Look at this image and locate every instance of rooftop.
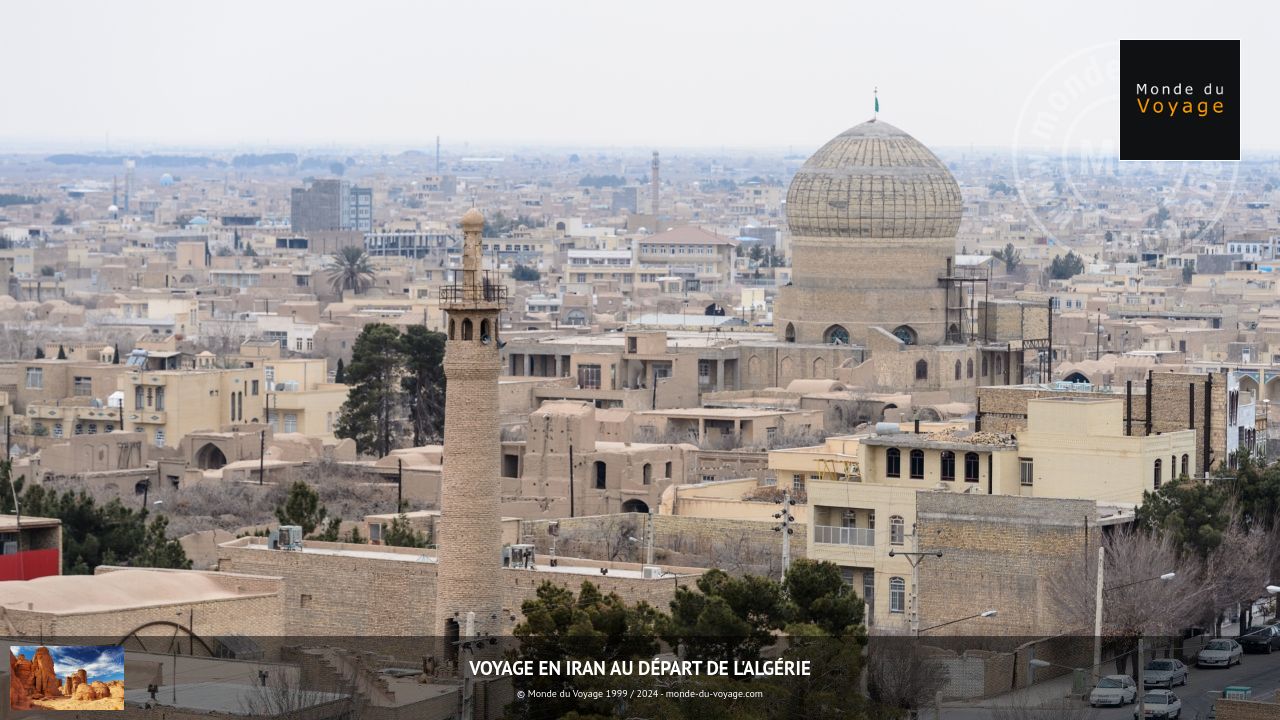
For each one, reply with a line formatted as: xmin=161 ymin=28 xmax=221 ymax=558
xmin=0 ymin=569 xmax=273 ymax=614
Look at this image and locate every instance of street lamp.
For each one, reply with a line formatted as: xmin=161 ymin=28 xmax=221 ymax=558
xmin=916 ymin=609 xmax=997 ymax=637
xmin=1267 ymin=585 xmax=1280 ymax=594
xmin=1092 ymin=554 xmax=1177 ymax=685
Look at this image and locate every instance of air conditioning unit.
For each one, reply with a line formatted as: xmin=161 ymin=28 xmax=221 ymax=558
xmin=278 ymin=525 xmax=303 ymax=550
xmin=642 ymin=565 xmax=663 ymax=580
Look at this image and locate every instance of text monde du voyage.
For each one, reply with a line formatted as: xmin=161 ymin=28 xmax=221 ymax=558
xmin=1135 ymin=83 xmax=1228 ymax=118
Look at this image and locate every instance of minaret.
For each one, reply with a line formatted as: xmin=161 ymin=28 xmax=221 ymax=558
xmin=435 ymin=208 xmax=506 ymax=654
xmin=650 ymin=151 xmax=660 ymax=218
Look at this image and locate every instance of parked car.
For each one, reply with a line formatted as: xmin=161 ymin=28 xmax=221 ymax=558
xmin=1135 ymin=690 xmax=1182 ymax=719
xmin=1090 ymin=674 xmax=1138 ymax=707
xmin=1143 ymin=659 xmax=1188 ymax=688
xmin=1237 ymin=624 xmax=1280 ymax=654
xmin=1197 ymin=638 xmax=1243 ymax=668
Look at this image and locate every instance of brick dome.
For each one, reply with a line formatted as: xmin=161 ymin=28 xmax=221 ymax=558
xmin=786 ymin=120 xmax=962 ymax=239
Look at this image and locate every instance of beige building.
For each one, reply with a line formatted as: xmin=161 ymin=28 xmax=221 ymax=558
xmin=122 ymin=365 xmax=265 ymax=449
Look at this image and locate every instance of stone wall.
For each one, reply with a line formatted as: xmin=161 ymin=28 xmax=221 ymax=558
xmin=519 ymin=512 xmax=802 ymax=578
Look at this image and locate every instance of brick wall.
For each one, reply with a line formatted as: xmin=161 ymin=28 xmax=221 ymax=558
xmin=1217 ymin=697 xmax=1280 ymax=720
xmin=916 ymin=493 xmax=1097 ymax=637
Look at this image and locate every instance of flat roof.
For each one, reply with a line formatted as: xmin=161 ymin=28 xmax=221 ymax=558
xmin=0 ymin=514 xmax=61 ymax=531
xmin=0 ymin=569 xmax=272 ymax=615
xmin=235 ymin=541 xmax=438 ymax=563
xmin=638 ymin=407 xmax=803 ymax=419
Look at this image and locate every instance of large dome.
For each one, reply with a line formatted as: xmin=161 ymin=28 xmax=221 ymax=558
xmin=786 ymin=120 xmax=962 ymax=239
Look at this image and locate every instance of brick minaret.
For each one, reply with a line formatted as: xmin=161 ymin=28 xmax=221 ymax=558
xmin=436 ymin=208 xmax=505 ymax=649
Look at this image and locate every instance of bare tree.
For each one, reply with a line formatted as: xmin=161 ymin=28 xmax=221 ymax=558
xmin=864 ymin=638 xmax=950 ymax=717
xmin=1048 ymin=527 xmax=1207 ymax=676
xmin=1203 ymin=516 xmax=1275 ymax=635
xmin=238 ymin=666 xmax=365 ymax=719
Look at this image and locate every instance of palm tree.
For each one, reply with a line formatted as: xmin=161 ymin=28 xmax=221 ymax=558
xmin=327 ymin=246 xmax=375 ymax=295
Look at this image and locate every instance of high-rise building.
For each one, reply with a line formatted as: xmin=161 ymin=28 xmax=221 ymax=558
xmin=290 ymin=179 xmax=373 ymax=232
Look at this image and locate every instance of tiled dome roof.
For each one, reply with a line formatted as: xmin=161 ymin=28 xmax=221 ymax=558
xmin=786 ymin=120 xmax=962 ymax=239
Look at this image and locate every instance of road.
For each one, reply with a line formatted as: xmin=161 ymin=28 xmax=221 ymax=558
xmin=939 ymin=650 xmax=1280 ymax=719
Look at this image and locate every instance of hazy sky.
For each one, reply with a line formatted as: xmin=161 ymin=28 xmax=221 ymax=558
xmin=4 ymin=0 xmax=1275 ymax=152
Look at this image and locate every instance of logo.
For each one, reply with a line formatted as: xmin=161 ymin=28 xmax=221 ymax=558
xmin=1120 ymin=40 xmax=1240 ymax=160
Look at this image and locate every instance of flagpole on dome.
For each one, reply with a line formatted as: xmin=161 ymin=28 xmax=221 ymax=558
xmin=874 ymin=87 xmax=879 ymax=122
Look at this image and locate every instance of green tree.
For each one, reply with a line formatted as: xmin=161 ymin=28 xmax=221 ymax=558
xmin=382 ymin=514 xmax=428 ymax=547
xmin=56 ymin=345 xmax=66 ymax=359
xmin=510 ymin=581 xmax=663 ymax=720
xmin=783 ymin=559 xmax=864 ymax=636
xmin=2 ymin=463 xmax=190 ymax=574
xmin=112 ymin=343 xmax=121 ymax=364
xmin=274 ymin=480 xmax=328 ymax=536
xmin=1219 ymin=452 xmax=1280 ymax=532
xmin=991 ymin=243 xmax=1022 ymax=273
xmin=243 ymin=242 xmax=257 ymax=257
xmin=511 ymin=264 xmax=540 ymax=282
xmin=39 ymin=266 xmax=55 ymax=277
xmin=662 ymin=568 xmax=789 ymax=662
xmin=52 ymin=209 xmax=72 ymax=225
xmin=1049 ymin=251 xmax=1086 ymax=280
xmin=326 ymin=246 xmax=375 ymax=295
xmin=399 ymin=326 xmax=446 ymax=446
xmin=1135 ymin=477 xmax=1229 ymax=558
xmin=334 ymin=357 xmax=346 ymax=384
xmin=335 ymin=323 xmax=404 ymax=456
xmin=34 ymin=347 xmax=45 ymax=359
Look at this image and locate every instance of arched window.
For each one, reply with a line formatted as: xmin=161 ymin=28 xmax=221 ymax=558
xmin=1154 ymin=459 xmax=1162 ymax=490
xmin=594 ymin=461 xmax=607 ymax=489
xmin=954 ymin=360 xmax=962 ymax=381
xmin=940 ymin=451 xmax=956 ymax=481
xmin=784 ymin=323 xmax=796 ymax=343
xmin=479 ymin=319 xmax=490 ymax=343
xmin=946 ymin=323 xmax=961 ymax=343
xmin=995 ymin=354 xmax=1004 ymax=375
xmin=964 ymin=452 xmax=980 ymax=482
xmin=886 ymin=448 xmax=901 ymax=478
xmin=909 ymin=449 xmax=925 ymax=479
xmin=461 ymin=318 xmax=473 ymax=340
xmin=642 ymin=463 xmax=652 ymax=485
xmin=889 ymin=577 xmax=906 ymax=613
xmin=915 ymin=360 xmax=928 ymax=381
xmin=892 ymin=325 xmax=917 ymax=345
xmin=824 ymin=325 xmax=849 ymax=345
xmin=449 ymin=319 xmax=456 ymax=340
xmin=1181 ymin=454 xmax=1189 ymax=478
xmin=967 ymin=359 xmax=974 ymax=379
xmin=982 ymin=355 xmax=989 ymax=376
xmin=889 ymin=516 xmax=905 ymax=545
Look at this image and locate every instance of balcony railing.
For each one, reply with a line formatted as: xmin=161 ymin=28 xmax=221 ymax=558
xmin=814 ymin=525 xmax=875 ymax=547
xmin=439 ymin=281 xmax=508 ymax=305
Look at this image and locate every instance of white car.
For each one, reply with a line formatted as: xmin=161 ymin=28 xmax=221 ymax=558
xmin=1143 ymin=658 xmax=1188 ymax=688
xmin=1135 ymin=690 xmax=1182 ymax=718
xmin=1090 ymin=674 xmax=1138 ymax=706
xmin=1197 ymin=638 xmax=1243 ymax=668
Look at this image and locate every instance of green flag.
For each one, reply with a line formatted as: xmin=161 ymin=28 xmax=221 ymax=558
xmin=875 ymin=96 xmax=879 ymax=113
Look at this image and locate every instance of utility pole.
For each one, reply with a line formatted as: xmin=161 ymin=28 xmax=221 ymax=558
xmin=773 ymin=488 xmax=795 ymax=582
xmin=258 ymin=430 xmax=265 ymax=485
xmin=1093 ymin=545 xmax=1105 ymax=685
xmin=567 ymin=443 xmax=575 ymax=518
xmin=645 ymin=510 xmax=655 ymax=566
xmin=1136 ymin=636 xmax=1145 ymax=719
xmin=397 ymin=458 xmax=403 ymax=511
xmin=888 ymin=524 xmax=944 ymax=636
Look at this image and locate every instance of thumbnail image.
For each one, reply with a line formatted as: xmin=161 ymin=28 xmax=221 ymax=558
xmin=9 ymin=645 xmax=125 ymax=711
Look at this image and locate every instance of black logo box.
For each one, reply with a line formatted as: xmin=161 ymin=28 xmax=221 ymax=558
xmin=1120 ymin=39 xmax=1239 ymax=161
